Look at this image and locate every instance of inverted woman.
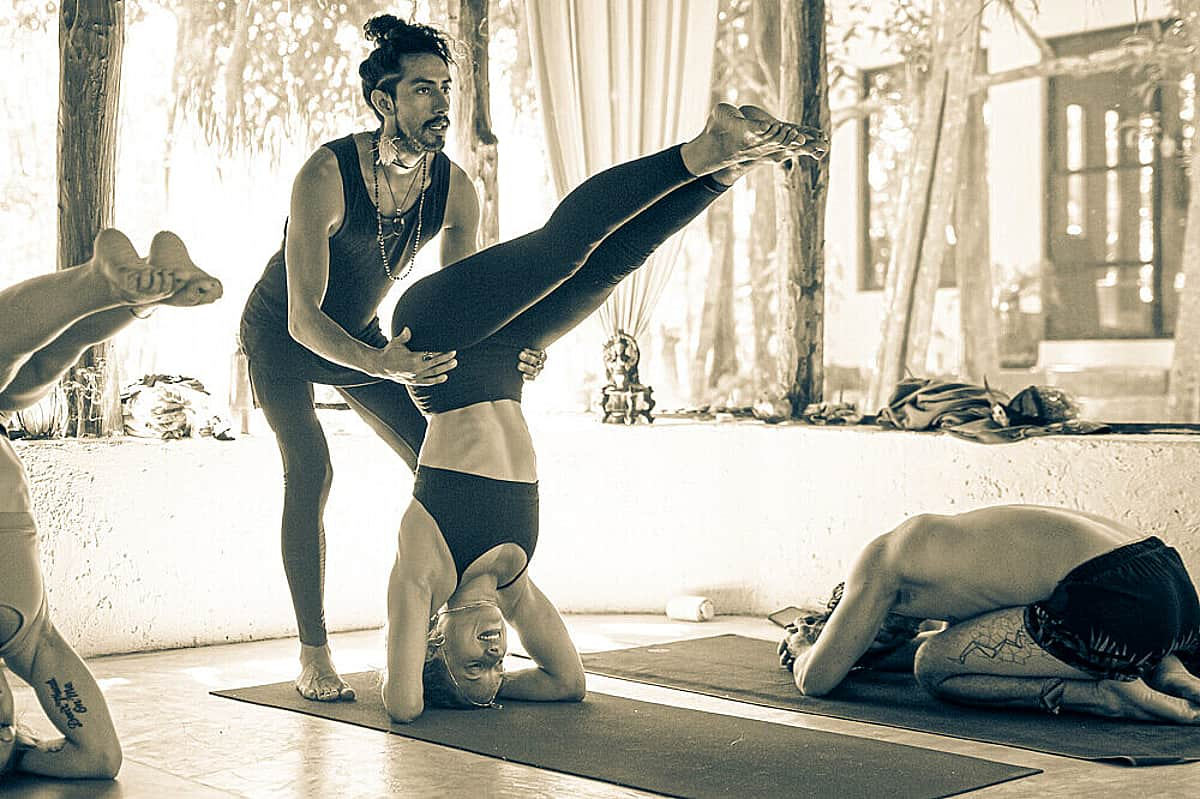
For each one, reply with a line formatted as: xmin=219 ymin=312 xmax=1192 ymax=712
xmin=380 ymin=103 xmax=827 ymax=721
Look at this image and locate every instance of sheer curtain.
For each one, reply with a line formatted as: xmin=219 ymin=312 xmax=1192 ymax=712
xmin=524 ymin=0 xmax=718 ymax=342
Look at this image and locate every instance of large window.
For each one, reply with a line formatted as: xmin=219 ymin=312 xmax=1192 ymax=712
xmin=860 ymin=64 xmax=958 ymax=292
xmin=1046 ymin=25 xmax=1190 ymax=339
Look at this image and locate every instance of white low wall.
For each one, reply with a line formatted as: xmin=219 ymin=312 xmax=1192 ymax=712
xmin=15 ymin=413 xmax=1200 ymax=657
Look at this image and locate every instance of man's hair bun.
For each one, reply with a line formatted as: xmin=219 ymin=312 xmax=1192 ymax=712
xmin=363 ymin=14 xmax=405 ymax=44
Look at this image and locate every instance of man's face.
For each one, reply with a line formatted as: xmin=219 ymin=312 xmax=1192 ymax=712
xmin=383 ymin=53 xmax=453 ymax=154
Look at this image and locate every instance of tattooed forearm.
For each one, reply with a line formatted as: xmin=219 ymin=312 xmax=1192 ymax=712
xmin=45 ymin=678 xmax=87 ymax=729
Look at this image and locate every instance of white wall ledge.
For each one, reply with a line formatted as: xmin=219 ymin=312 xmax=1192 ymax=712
xmin=17 ymin=413 xmax=1200 ymax=657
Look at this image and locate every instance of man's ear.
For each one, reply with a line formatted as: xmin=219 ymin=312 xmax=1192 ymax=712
xmin=371 ymin=88 xmax=395 ymax=116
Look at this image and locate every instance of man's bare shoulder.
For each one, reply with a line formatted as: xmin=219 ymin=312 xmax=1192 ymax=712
xmin=295 ymin=145 xmax=343 ymax=192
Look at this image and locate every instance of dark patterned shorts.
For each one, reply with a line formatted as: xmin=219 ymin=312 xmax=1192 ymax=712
xmin=1024 ymin=537 xmax=1200 ymax=681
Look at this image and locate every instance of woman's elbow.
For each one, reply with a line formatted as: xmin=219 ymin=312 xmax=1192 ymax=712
xmin=85 ymin=741 xmax=123 ymax=779
xmin=382 ymin=683 xmax=423 ymax=724
xmin=559 ymin=674 xmax=587 ymax=703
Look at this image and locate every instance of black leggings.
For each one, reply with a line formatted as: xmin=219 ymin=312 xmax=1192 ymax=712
xmin=392 ymin=145 xmax=724 ymax=350
xmin=266 ymin=144 xmax=725 ymax=648
xmin=249 ymin=364 xmax=425 ymax=646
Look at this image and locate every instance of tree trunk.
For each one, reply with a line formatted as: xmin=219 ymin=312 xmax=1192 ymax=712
xmin=747 ymin=0 xmax=780 ymax=389
xmin=1167 ymin=2 xmax=1200 ymax=421
xmin=447 ymin=0 xmax=500 ymax=247
xmin=58 ymin=0 xmax=124 ymax=436
xmin=866 ymin=0 xmax=981 ymax=412
xmin=955 ymin=78 xmax=998 ymax=384
xmin=778 ymin=0 xmax=829 ymax=416
xmin=748 ymin=165 xmax=778 ymax=384
xmin=692 ymin=193 xmax=738 ymax=398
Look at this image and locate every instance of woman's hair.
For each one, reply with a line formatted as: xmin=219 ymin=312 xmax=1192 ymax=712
xmin=422 ymin=652 xmax=478 ymax=709
xmin=358 ymin=14 xmax=456 ymax=120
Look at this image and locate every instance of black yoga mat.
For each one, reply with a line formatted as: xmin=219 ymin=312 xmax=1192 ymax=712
xmin=213 ymin=672 xmax=1037 ymax=799
xmin=579 ymin=634 xmax=1200 ymax=766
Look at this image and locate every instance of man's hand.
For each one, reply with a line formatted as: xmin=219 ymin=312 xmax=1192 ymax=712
xmin=518 ymin=348 xmax=547 ymax=382
xmin=375 ymin=327 xmax=457 ymax=386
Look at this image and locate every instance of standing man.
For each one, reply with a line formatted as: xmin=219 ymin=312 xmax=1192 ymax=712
xmin=239 ymin=15 xmax=546 ymax=702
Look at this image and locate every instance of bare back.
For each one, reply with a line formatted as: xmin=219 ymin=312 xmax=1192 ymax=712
xmin=888 ymin=505 xmax=1136 ymax=621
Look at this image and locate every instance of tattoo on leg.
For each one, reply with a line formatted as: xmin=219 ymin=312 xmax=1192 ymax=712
xmin=45 ymin=678 xmax=87 ymax=729
xmin=955 ymin=617 xmax=1034 ymax=666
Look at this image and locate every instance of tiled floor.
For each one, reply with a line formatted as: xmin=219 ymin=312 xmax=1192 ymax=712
xmin=1 ymin=615 xmax=1197 ymax=798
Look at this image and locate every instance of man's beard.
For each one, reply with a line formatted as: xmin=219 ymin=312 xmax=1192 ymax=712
xmin=394 ymin=117 xmax=449 ymax=153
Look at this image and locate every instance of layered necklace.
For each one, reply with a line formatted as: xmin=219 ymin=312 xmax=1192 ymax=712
xmin=372 ymin=131 xmax=428 ymax=282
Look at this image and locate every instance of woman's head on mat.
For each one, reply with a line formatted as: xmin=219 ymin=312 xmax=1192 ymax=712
xmin=359 ymin=14 xmax=455 ymax=152
xmin=423 ymin=599 xmax=506 ymax=708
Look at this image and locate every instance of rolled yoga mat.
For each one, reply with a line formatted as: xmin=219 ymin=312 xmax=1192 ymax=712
xmin=213 ymin=672 xmax=1037 ymax=799
xmin=577 ymin=634 xmax=1200 ymax=766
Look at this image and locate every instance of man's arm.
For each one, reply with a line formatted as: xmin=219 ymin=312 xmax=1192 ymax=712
xmin=499 ymin=576 xmax=586 ymax=702
xmin=284 ymin=148 xmax=454 ymax=385
xmin=2 ymin=623 xmax=121 ymax=778
xmin=793 ymin=539 xmax=900 ymax=696
xmin=439 ymin=161 xmax=482 ymax=268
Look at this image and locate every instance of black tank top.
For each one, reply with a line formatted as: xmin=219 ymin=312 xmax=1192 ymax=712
xmin=240 ymin=135 xmax=450 ymax=384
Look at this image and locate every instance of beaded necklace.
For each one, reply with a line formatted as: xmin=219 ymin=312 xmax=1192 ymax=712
xmin=371 ymin=133 xmax=427 ymax=282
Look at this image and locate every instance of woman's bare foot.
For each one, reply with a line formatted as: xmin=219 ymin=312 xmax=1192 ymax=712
xmin=91 ymin=229 xmax=177 ymax=305
xmin=739 ymin=106 xmax=828 ymax=162
xmin=296 ymin=644 xmax=356 ymax=702
xmin=681 ymin=103 xmax=794 ymax=176
xmin=147 ymin=231 xmax=224 ymax=307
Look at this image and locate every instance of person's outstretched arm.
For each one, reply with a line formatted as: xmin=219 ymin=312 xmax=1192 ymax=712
xmin=790 ymin=538 xmax=900 ymax=696
xmin=2 ymin=623 xmax=121 ymax=779
xmin=499 ymin=576 xmax=586 ymax=702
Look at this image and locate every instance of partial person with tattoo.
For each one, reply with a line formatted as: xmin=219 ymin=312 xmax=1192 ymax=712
xmin=238 ymin=14 xmax=547 ymax=704
xmin=779 ymin=505 xmax=1200 ymax=723
xmin=1 ymin=229 xmax=221 ymax=779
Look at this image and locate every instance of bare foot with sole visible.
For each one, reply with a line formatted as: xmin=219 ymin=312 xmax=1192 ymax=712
xmin=91 ymin=229 xmax=177 ymax=305
xmin=147 ymin=231 xmax=224 ymax=307
xmin=739 ymin=106 xmax=828 ymax=162
xmin=681 ymin=103 xmax=797 ymax=176
xmin=296 ymin=644 xmax=356 ymax=702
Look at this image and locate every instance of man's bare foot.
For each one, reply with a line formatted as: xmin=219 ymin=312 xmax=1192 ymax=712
xmin=681 ymin=103 xmax=794 ymax=176
xmin=91 ymin=229 xmax=177 ymax=305
xmin=296 ymin=644 xmax=356 ymax=702
xmin=147 ymin=231 xmax=224 ymax=307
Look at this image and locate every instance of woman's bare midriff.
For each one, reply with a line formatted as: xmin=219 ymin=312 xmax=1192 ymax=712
xmin=417 ymin=399 xmax=537 ymax=482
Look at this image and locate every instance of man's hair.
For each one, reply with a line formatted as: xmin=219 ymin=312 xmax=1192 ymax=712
xmin=358 ymin=14 xmax=456 ymax=120
xmin=422 ymin=652 xmax=478 ymax=709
